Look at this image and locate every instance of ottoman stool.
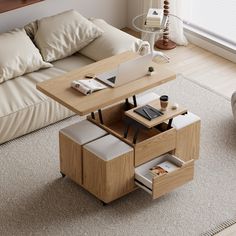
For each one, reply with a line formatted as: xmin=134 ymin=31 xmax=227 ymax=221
xmin=59 ymin=119 xmax=107 ymax=184
xmin=83 ymin=134 xmax=134 ymax=203
xmin=172 ymin=112 xmax=201 ymax=161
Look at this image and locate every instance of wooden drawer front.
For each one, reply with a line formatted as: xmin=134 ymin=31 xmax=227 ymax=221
xmin=135 ymin=128 xmax=176 ymax=167
xmin=135 ymin=154 xmax=194 ymax=199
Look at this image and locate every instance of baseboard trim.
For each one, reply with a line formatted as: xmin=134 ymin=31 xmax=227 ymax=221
xmin=184 ymin=27 xmax=236 ymax=63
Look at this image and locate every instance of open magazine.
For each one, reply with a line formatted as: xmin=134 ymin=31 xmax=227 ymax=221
xmin=71 ymin=79 xmax=108 ymax=95
xmin=149 ymin=161 xmax=179 ymax=177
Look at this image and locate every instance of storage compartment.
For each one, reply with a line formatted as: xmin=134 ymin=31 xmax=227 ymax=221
xmin=135 ymin=154 xmax=194 ymax=199
xmin=87 ymin=102 xmax=177 ymax=166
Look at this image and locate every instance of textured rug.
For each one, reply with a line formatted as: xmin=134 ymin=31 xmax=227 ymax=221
xmin=1 ymin=76 xmax=236 ymax=236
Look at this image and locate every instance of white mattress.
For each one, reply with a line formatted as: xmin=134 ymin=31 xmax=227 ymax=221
xmin=0 ymin=53 xmax=95 ymax=144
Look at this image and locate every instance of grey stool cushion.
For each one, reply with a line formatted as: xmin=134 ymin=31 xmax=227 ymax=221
xmin=231 ymin=91 xmax=236 ymax=123
xmin=172 ymin=112 xmax=200 ymax=130
xmin=60 ymin=119 xmax=107 ymax=145
xmin=84 ymin=134 xmax=133 ymax=161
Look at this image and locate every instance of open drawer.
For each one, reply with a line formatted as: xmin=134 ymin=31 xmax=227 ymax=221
xmin=135 ymin=154 xmax=194 ymax=199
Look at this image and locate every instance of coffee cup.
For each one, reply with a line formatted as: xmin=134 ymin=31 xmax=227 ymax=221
xmin=160 ymin=95 xmax=168 ymax=111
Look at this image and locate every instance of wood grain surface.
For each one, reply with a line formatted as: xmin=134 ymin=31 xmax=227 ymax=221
xmin=37 ymin=51 xmax=176 ymax=116
xmin=0 ymin=0 xmax=43 ymax=13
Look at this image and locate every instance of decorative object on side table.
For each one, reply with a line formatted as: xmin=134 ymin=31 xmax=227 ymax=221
xmin=155 ymin=0 xmax=177 ymax=50
xmin=132 ymin=12 xmax=170 ymax=62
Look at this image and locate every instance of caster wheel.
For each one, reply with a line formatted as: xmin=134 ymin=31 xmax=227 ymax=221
xmin=101 ymin=201 xmax=108 ymax=206
xmin=60 ymin=171 xmax=66 ymax=178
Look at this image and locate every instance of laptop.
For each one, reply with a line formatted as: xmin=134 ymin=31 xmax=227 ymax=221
xmin=96 ymin=53 xmax=152 ymax=87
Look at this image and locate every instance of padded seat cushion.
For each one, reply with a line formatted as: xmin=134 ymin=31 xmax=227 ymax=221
xmin=60 ymin=120 xmax=107 ymax=145
xmin=172 ymin=112 xmax=201 ymax=130
xmin=84 ymin=134 xmax=133 ymax=161
xmin=0 ymin=54 xmax=94 ymax=144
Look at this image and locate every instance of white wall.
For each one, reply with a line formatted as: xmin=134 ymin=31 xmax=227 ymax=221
xmin=0 ymin=0 xmax=127 ymax=33
xmin=127 ymin=0 xmax=160 ymax=29
xmin=127 ymin=0 xmax=142 ymax=29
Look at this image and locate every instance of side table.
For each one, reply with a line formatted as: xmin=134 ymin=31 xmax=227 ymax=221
xmin=132 ymin=13 xmax=170 ymax=62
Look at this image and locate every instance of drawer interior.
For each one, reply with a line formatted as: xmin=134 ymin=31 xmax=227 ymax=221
xmin=135 ymin=154 xmax=185 ymax=190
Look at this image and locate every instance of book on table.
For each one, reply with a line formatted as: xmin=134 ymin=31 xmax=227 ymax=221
xmin=71 ymin=79 xmax=108 ymax=95
xmin=145 ymin=8 xmax=163 ymax=28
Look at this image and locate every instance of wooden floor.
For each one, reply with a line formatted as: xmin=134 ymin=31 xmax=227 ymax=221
xmin=122 ymin=28 xmax=236 ymax=235
xmin=216 ymin=224 xmax=236 ymax=236
xmin=123 ymin=28 xmax=236 ymax=100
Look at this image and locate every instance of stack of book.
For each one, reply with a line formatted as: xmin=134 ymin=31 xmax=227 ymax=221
xmin=145 ymin=8 xmax=163 ymax=28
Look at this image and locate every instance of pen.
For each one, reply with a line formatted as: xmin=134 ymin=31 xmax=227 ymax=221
xmin=143 ymin=108 xmax=152 ymax=120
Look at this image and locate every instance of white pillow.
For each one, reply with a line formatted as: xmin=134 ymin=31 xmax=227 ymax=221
xmin=34 ymin=10 xmax=104 ymax=62
xmin=0 ymin=28 xmax=52 ymax=84
xmin=80 ymin=18 xmax=144 ymax=61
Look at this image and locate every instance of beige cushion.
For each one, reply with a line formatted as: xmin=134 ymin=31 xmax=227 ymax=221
xmin=0 ymin=28 xmax=52 ymax=84
xmin=60 ymin=120 xmax=107 ymax=145
xmin=172 ymin=112 xmax=200 ymax=130
xmin=34 ymin=10 xmax=103 ymax=62
xmin=80 ymin=18 xmax=144 ymax=61
xmin=0 ymin=54 xmax=95 ymax=144
xmin=84 ymin=134 xmax=133 ymax=161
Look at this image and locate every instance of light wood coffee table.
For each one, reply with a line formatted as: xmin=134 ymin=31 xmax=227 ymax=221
xmin=36 ymin=51 xmax=176 ymax=116
xmin=36 ymin=51 xmax=200 ymax=204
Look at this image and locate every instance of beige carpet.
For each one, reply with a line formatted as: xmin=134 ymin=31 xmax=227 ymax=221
xmin=1 ymin=76 xmax=236 ymax=236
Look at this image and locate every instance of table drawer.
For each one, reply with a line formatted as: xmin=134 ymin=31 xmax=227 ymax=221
xmin=134 ymin=127 xmax=176 ymax=166
xmin=135 ymin=154 xmax=194 ymax=199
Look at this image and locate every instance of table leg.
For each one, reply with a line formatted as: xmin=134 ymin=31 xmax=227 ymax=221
xmin=123 ymin=124 xmax=130 ymax=138
xmin=91 ymin=112 xmax=95 ymax=119
xmin=133 ymin=95 xmax=137 ymax=107
xmin=98 ymin=109 xmax=104 ymax=124
xmin=125 ymin=98 xmax=130 ymax=110
xmin=150 ymin=33 xmax=170 ymax=62
xmin=167 ymin=118 xmax=173 ymax=129
xmin=133 ymin=127 xmax=140 ymax=144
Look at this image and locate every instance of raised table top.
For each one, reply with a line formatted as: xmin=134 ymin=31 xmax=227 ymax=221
xmin=36 ymin=51 xmax=176 ymax=116
xmin=125 ymin=100 xmax=187 ymax=128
